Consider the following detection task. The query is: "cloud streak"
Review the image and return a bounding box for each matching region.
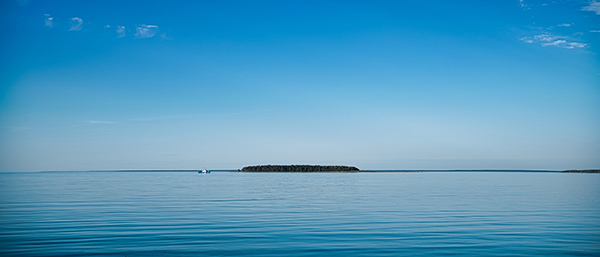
[135,24,159,39]
[69,17,83,31]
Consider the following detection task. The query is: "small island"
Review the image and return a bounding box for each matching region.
[239,165,360,172]
[561,169,600,173]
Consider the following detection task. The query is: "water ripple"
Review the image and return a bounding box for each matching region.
[1,172,599,256]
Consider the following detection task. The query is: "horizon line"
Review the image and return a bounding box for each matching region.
[13,169,572,173]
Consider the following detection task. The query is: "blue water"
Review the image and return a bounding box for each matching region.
[1,171,599,256]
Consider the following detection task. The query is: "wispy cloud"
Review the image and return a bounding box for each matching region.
[542,39,567,47]
[116,25,126,38]
[520,37,534,44]
[69,17,83,31]
[135,24,159,39]
[86,120,115,124]
[39,15,169,40]
[519,0,527,8]
[516,1,597,52]
[546,23,573,31]
[519,0,578,8]
[564,42,587,48]
[520,33,587,49]
[160,33,172,40]
[44,14,53,28]
[582,1,600,15]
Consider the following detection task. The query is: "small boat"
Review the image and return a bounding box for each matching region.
[198,169,210,174]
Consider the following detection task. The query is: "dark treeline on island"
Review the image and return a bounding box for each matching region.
[240,165,360,172]
[562,169,600,173]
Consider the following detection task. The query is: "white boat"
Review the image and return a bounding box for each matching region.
[198,169,210,174]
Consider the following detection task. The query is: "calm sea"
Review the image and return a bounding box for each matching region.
[1,171,599,256]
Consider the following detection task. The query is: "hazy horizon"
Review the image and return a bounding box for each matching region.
[1,0,599,172]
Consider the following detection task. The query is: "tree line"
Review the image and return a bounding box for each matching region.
[240,165,360,172]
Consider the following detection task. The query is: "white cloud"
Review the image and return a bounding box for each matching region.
[116,26,126,38]
[69,17,83,31]
[591,30,600,33]
[566,42,587,49]
[135,24,159,39]
[542,39,567,46]
[37,15,170,41]
[532,34,556,42]
[520,33,587,49]
[44,14,53,28]
[557,23,571,27]
[520,37,534,43]
[86,120,115,124]
[582,1,600,15]
[540,39,587,49]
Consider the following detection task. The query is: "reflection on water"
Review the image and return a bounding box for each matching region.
[1,171,599,256]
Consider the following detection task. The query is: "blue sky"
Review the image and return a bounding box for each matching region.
[1,0,599,171]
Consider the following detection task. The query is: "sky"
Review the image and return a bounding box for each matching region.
[1,0,599,172]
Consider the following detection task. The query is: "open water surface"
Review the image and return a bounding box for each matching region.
[1,171,599,256]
